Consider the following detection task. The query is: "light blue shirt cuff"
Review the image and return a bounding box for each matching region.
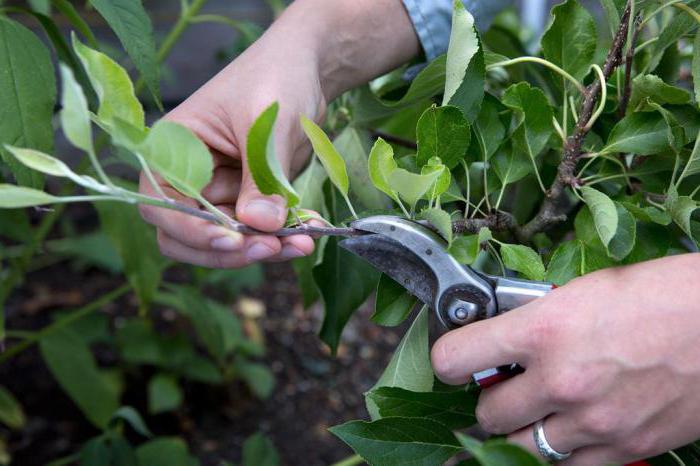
[402,0,514,61]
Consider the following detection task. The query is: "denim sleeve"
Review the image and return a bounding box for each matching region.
[402,0,514,61]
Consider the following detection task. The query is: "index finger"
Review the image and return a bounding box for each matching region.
[431,305,538,385]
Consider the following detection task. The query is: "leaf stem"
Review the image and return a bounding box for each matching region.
[329,455,364,466]
[584,64,607,131]
[487,57,586,94]
[461,160,471,219]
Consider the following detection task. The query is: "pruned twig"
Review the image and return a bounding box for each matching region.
[618,13,643,117]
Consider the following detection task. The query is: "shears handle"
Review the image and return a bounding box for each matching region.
[473,277,556,389]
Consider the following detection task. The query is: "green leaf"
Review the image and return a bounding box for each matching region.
[148,374,183,414]
[234,359,275,399]
[157,286,243,361]
[4,146,76,179]
[96,200,163,309]
[602,112,671,155]
[367,387,477,430]
[647,9,697,73]
[545,240,583,286]
[622,202,672,225]
[420,207,453,244]
[421,158,451,201]
[457,435,546,466]
[416,105,470,169]
[473,94,508,160]
[678,128,700,183]
[502,82,553,161]
[242,432,280,466]
[88,0,161,106]
[0,16,56,188]
[500,243,545,281]
[110,406,153,438]
[581,186,618,248]
[0,184,61,208]
[333,127,389,211]
[665,189,699,241]
[607,202,636,261]
[367,307,433,419]
[300,115,349,196]
[246,102,299,207]
[372,274,417,327]
[492,147,532,187]
[138,120,213,197]
[449,228,491,265]
[388,166,444,210]
[81,437,111,466]
[315,238,379,353]
[39,327,119,429]
[368,137,399,201]
[135,438,199,466]
[60,63,94,154]
[443,0,484,121]
[0,386,25,430]
[629,75,690,112]
[541,0,597,81]
[73,36,145,129]
[330,417,461,466]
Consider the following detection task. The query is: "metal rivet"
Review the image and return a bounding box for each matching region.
[390,226,396,231]
[426,249,432,255]
[455,308,468,320]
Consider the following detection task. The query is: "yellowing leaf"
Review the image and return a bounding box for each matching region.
[73,35,144,130]
[368,137,398,201]
[388,166,443,210]
[137,120,213,197]
[300,115,349,196]
[246,103,299,207]
[59,63,93,154]
[4,146,74,178]
[0,184,61,208]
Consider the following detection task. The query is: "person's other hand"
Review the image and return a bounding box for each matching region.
[431,254,700,465]
[139,16,326,268]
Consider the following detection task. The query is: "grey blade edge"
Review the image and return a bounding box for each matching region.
[339,234,438,309]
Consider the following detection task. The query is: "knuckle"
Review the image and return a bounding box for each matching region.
[545,369,591,406]
[139,203,156,224]
[619,430,659,459]
[578,407,619,439]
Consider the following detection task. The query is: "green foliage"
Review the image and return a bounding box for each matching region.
[0,16,56,188]
[241,432,280,466]
[246,102,300,207]
[0,386,25,430]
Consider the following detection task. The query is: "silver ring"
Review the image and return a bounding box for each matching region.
[533,419,572,462]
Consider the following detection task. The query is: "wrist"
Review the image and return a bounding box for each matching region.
[260,0,420,102]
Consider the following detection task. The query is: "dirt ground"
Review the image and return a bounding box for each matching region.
[1,254,405,465]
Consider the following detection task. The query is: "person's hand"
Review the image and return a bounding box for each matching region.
[431,254,700,465]
[139,0,420,268]
[138,20,327,267]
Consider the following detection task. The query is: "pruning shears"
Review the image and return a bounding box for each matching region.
[339,215,554,388]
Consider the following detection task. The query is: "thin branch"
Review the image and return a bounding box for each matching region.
[518,2,632,241]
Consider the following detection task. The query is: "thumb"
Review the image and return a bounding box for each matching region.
[236,161,288,233]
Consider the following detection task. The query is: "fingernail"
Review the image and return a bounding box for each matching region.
[280,245,306,259]
[244,199,284,223]
[208,227,244,251]
[246,243,275,261]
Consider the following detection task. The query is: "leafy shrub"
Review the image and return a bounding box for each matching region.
[3,0,700,465]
